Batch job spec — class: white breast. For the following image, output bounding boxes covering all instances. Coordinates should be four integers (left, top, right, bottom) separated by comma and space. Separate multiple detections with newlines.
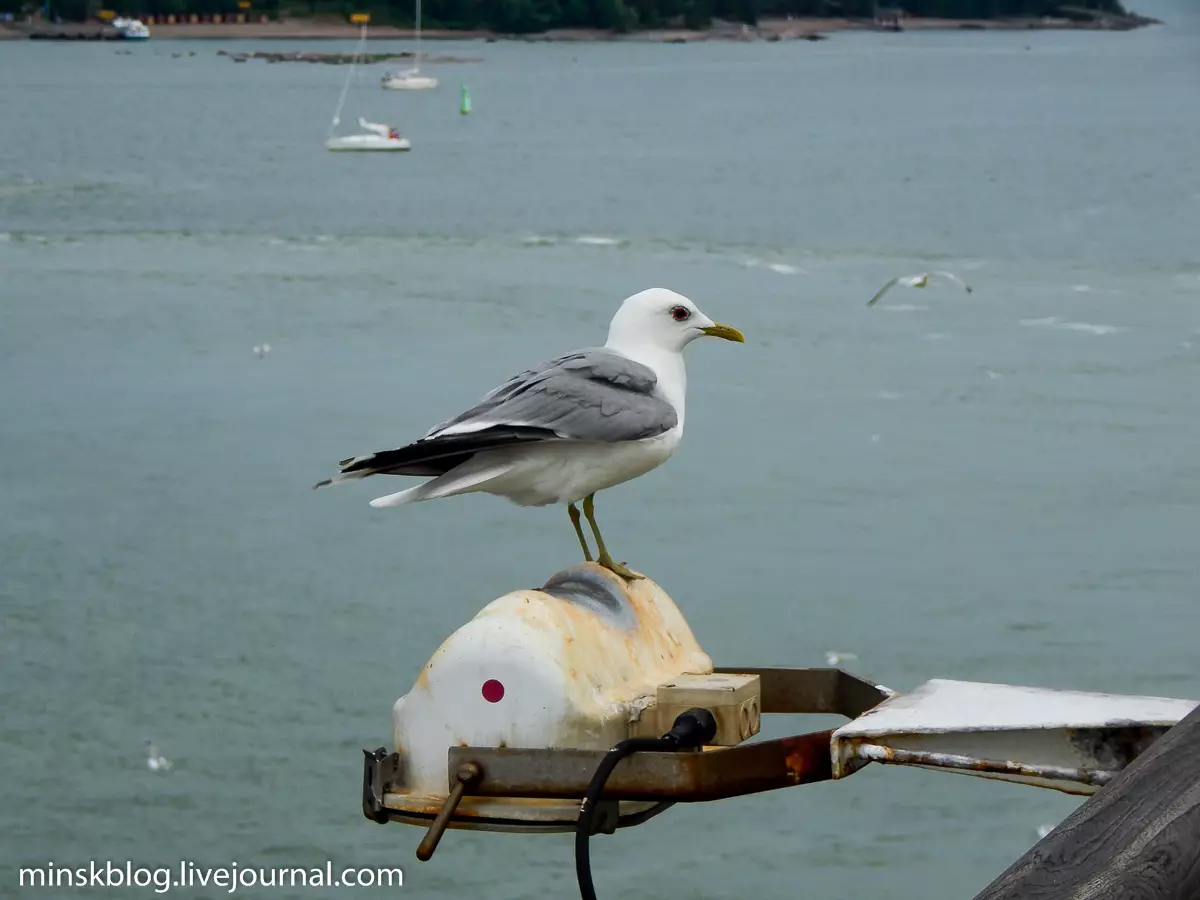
477, 427, 682, 507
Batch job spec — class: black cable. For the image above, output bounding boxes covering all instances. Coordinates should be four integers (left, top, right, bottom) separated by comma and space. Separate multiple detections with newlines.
575, 709, 717, 900
575, 738, 670, 900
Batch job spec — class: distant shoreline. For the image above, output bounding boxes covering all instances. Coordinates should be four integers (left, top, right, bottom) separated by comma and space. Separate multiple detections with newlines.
1, 12, 1160, 43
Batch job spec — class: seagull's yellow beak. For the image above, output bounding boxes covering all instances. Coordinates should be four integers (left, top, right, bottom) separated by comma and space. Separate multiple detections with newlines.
700, 323, 745, 343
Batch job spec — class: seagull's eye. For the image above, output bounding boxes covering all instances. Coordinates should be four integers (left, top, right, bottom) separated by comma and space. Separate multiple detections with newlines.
670, 305, 691, 322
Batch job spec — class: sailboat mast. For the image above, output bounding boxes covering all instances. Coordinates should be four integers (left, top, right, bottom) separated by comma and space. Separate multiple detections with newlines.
414, 0, 422, 70
330, 22, 367, 136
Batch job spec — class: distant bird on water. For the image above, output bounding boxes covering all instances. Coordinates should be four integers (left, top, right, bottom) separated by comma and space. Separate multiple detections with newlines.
868, 271, 973, 306
144, 740, 171, 772
314, 288, 745, 579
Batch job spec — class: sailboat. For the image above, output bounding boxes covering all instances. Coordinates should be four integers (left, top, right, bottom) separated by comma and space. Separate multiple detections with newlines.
381, 0, 438, 91
327, 18, 411, 151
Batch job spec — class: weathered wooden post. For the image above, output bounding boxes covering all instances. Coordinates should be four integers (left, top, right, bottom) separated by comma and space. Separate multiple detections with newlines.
973, 702, 1200, 900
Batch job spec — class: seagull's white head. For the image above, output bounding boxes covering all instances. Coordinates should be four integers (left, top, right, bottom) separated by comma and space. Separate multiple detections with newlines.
605, 288, 744, 354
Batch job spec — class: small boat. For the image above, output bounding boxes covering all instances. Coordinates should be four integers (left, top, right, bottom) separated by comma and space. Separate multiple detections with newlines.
326, 118, 411, 152
326, 20, 412, 152
112, 16, 150, 39
381, 67, 438, 91
381, 0, 437, 91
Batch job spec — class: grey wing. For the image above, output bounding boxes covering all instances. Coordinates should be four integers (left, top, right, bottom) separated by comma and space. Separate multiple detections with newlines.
421, 363, 542, 437
315, 349, 674, 487
933, 270, 973, 293
867, 277, 900, 306
427, 348, 677, 443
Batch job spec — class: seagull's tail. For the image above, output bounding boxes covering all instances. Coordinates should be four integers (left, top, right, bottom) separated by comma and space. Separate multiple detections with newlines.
313, 451, 402, 489
313, 427, 553, 490
368, 485, 430, 508
368, 460, 516, 509
312, 466, 371, 490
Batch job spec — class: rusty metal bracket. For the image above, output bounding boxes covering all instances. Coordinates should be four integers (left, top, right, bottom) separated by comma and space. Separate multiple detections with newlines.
852, 744, 1118, 789
362, 747, 402, 824
439, 669, 892, 802
712, 666, 892, 717
364, 668, 892, 824
449, 728, 837, 802
416, 763, 482, 860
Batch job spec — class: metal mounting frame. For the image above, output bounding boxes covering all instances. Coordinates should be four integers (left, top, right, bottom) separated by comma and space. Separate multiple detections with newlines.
446, 668, 890, 801
361, 667, 891, 827
362, 663, 1199, 875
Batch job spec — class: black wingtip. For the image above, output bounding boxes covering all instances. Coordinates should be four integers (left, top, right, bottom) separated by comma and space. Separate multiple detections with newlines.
313, 478, 332, 490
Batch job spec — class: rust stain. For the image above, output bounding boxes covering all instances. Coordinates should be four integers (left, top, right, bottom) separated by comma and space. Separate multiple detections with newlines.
783, 742, 809, 782
850, 740, 893, 761
406, 801, 445, 817
774, 733, 837, 786
387, 792, 597, 818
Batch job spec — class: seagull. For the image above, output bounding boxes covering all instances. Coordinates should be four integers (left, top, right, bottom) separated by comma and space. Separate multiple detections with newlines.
144, 740, 171, 772
314, 288, 745, 578
253, 343, 271, 358
868, 271, 973, 306
825, 651, 858, 665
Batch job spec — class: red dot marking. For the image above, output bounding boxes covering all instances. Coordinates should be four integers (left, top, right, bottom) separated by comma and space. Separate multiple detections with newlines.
482, 679, 505, 703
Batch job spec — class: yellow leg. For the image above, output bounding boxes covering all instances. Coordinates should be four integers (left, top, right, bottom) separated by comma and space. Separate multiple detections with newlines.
582, 493, 642, 580
568, 503, 593, 562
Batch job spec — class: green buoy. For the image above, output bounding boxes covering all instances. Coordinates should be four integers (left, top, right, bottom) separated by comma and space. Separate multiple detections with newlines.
460, 84, 471, 116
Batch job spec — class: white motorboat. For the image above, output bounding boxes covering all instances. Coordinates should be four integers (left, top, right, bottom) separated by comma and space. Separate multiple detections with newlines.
326, 118, 411, 151
381, 0, 437, 91
112, 16, 150, 39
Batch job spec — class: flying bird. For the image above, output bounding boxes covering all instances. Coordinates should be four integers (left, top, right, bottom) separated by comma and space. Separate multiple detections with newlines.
314, 288, 745, 578
868, 271, 973, 306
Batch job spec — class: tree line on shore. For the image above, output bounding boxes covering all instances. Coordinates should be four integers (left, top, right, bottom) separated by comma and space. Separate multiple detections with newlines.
17, 0, 1130, 35
429, 0, 1129, 32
